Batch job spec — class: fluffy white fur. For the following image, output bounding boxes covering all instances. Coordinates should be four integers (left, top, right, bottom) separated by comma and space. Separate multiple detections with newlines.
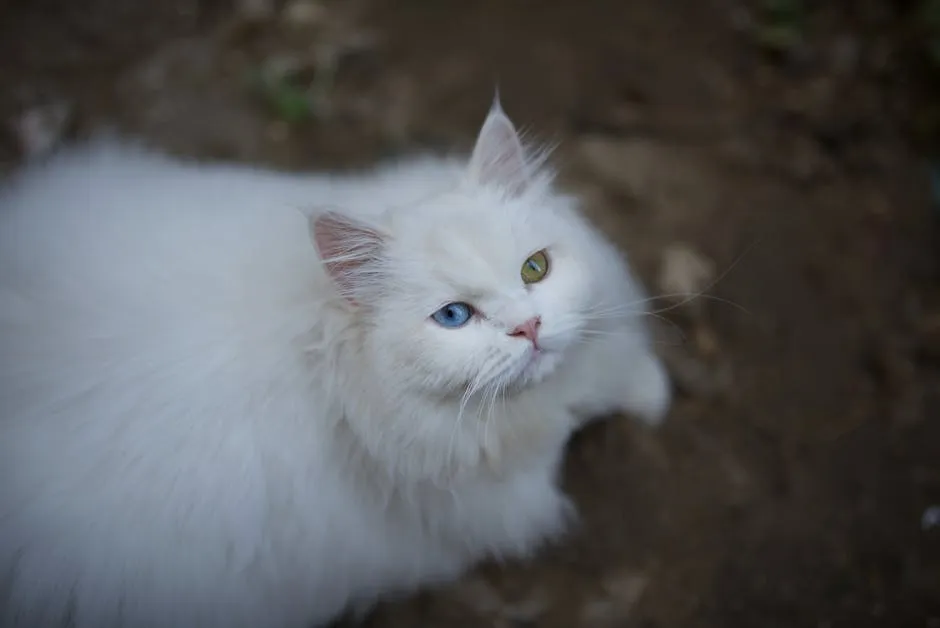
0, 102, 671, 628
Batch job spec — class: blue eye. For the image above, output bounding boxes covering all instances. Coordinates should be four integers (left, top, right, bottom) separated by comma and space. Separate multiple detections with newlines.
430, 302, 474, 328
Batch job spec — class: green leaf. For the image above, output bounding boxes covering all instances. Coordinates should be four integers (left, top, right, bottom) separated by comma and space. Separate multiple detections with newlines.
269, 84, 312, 123
755, 23, 803, 51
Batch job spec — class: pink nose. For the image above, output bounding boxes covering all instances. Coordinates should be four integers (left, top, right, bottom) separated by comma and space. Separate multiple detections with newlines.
508, 316, 541, 347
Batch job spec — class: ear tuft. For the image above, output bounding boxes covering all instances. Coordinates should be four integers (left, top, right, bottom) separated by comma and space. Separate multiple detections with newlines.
467, 97, 530, 197
310, 211, 385, 305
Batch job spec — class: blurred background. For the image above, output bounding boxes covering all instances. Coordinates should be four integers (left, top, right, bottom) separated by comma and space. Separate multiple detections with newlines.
2, 0, 938, 626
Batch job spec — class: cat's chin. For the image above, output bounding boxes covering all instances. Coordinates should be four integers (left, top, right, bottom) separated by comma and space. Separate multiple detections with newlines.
508, 348, 564, 390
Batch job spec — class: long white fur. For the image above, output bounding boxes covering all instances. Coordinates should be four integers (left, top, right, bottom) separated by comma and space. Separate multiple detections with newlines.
0, 102, 671, 628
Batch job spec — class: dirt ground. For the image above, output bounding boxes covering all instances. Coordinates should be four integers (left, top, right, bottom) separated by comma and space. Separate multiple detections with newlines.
2, 0, 939, 626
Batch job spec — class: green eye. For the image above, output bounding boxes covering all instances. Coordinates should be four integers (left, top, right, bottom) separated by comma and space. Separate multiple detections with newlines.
521, 250, 550, 284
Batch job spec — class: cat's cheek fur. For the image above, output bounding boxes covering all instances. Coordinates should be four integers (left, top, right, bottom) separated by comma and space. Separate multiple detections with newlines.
569, 341, 672, 427
551, 230, 673, 426
373, 317, 492, 395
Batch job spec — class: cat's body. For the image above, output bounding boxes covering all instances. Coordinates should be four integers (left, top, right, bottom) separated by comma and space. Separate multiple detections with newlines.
0, 104, 670, 628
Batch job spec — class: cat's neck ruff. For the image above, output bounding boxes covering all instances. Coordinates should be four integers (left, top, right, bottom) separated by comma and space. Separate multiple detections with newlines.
319, 319, 575, 489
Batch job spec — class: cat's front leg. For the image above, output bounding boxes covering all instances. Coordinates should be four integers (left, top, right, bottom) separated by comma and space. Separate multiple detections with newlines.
566, 330, 672, 427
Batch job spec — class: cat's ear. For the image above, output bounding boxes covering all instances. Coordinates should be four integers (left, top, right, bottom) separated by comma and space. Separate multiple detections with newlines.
310, 211, 386, 305
467, 97, 530, 197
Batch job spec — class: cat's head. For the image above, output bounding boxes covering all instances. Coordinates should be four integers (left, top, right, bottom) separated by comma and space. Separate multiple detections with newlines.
311, 101, 610, 403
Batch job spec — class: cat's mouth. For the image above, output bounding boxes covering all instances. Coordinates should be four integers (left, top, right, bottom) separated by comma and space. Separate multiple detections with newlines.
504, 345, 562, 390
444, 339, 569, 402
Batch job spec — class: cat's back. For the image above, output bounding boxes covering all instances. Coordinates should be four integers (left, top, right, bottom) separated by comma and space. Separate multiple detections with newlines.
0, 142, 364, 626
0, 140, 337, 480
0, 139, 321, 278
1, 142, 326, 410
1, 141, 327, 324
0, 142, 463, 282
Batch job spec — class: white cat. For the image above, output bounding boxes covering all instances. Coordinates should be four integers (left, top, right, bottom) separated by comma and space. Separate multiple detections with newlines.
0, 100, 671, 628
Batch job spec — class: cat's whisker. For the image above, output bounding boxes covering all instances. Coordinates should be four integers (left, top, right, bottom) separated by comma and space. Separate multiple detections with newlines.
581, 293, 747, 321
468, 350, 520, 450
641, 312, 688, 341
497, 379, 509, 437
456, 353, 509, 455
481, 381, 498, 451
477, 354, 514, 392
487, 376, 510, 448
651, 240, 758, 312
569, 331, 686, 350
563, 312, 686, 344
472, 382, 491, 447
450, 351, 504, 467
449, 371, 482, 468
493, 381, 506, 440
575, 328, 629, 338
592, 242, 757, 319
645, 293, 750, 316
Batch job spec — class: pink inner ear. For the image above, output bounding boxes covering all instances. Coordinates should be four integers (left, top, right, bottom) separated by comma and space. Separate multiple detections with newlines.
311, 211, 384, 304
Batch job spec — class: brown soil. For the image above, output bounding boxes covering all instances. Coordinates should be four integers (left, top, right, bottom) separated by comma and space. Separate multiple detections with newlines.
2, 0, 939, 626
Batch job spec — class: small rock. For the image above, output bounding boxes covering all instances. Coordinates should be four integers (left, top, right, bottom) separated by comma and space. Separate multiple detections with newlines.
781, 77, 835, 121
693, 325, 721, 358
236, 0, 275, 22
718, 136, 763, 169
261, 54, 305, 81
797, 137, 832, 183
499, 589, 549, 624
659, 344, 733, 399
581, 599, 617, 627
658, 243, 717, 303
916, 313, 940, 364
603, 571, 649, 604
728, 6, 754, 33
580, 571, 649, 627
265, 120, 290, 144
575, 136, 715, 227
922, 505, 940, 531
891, 386, 925, 429
376, 76, 417, 145
449, 576, 503, 616
11, 102, 71, 158
829, 35, 860, 76
867, 38, 894, 76
930, 163, 940, 217
282, 0, 327, 27
863, 335, 916, 393
576, 137, 666, 201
